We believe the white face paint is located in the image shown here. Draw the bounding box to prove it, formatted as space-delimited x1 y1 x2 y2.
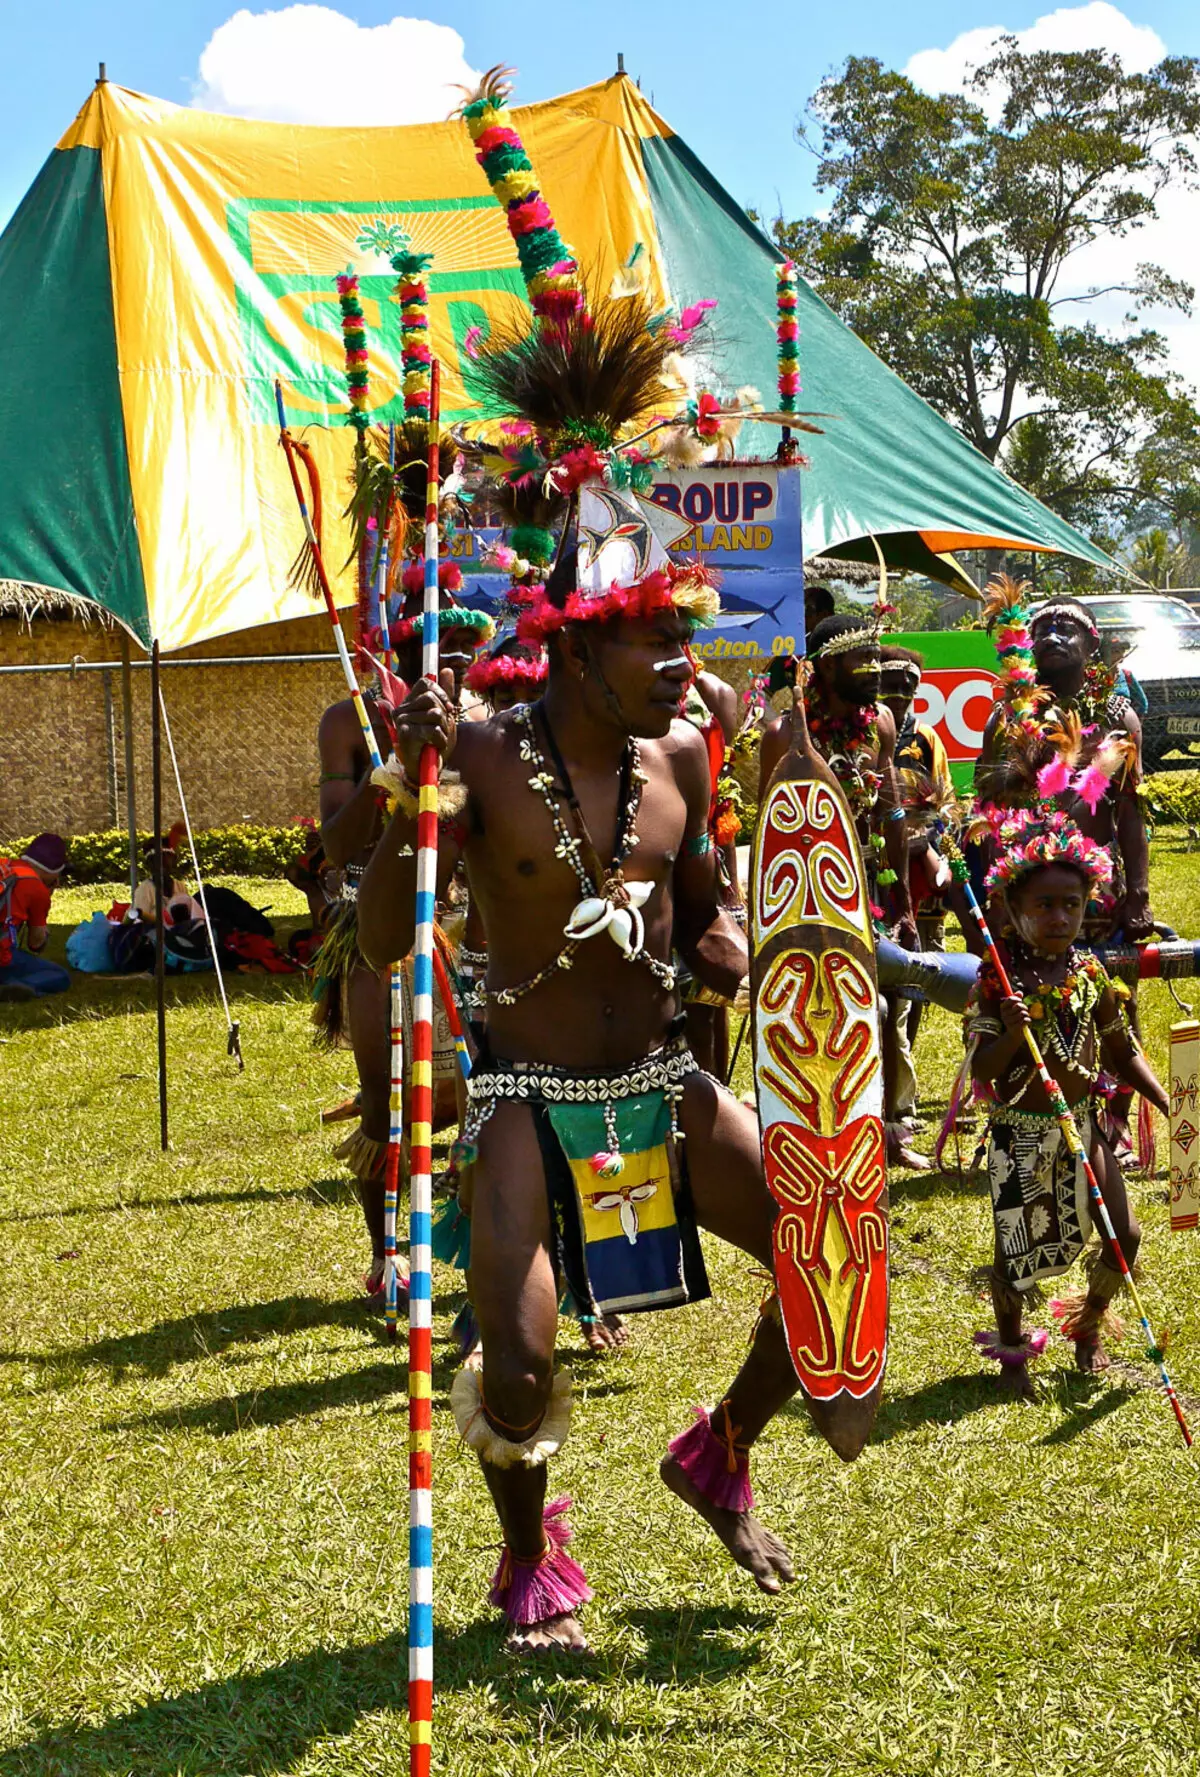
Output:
654 656 690 675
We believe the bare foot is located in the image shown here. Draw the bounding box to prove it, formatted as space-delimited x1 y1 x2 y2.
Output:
580 1314 630 1355
996 1364 1037 1401
886 1127 932 1172
659 1454 795 1595
506 1612 590 1655
1074 1337 1111 1374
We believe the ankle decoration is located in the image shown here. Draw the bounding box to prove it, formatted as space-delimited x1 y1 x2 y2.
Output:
1086 1249 1132 1302
667 1402 754 1513
332 1126 388 1182
1050 1291 1125 1344
973 1329 1049 1367
489 1496 593 1626
450 1367 571 1468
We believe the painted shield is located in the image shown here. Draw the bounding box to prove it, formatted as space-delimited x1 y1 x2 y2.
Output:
751 734 888 1460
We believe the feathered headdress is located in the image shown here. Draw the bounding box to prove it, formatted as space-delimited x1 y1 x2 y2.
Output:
985 809 1113 901
465 636 548 695
455 68 719 639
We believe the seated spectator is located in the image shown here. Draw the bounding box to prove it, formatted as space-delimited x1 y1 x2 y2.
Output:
0 834 71 1001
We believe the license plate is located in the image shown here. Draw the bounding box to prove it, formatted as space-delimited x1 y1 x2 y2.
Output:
1167 716 1200 736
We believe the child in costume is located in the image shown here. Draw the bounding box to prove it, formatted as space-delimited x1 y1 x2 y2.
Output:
969 812 1168 1391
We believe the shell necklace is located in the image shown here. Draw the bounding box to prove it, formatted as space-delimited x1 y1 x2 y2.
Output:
488 703 675 1006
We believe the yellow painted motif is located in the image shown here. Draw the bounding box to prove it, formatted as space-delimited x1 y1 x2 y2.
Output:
567 1144 675 1244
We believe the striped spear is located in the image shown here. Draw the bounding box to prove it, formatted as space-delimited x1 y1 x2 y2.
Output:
941 833 1192 1448
407 358 441 1777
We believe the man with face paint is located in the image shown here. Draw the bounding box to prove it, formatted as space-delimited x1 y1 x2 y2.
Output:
314 586 491 1296
977 594 1152 1159
359 505 815 1657
758 614 917 948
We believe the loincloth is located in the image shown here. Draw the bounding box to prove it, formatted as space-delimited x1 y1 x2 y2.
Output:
988 1106 1094 1291
463 1031 711 1317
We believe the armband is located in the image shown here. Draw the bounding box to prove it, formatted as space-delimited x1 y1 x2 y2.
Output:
686 831 712 856
371 756 469 823
886 805 907 823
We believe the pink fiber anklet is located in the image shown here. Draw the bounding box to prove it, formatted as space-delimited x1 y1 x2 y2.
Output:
667 1405 754 1512
489 1496 593 1626
973 1329 1049 1367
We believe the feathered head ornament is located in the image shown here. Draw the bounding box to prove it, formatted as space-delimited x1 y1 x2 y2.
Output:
456 69 719 638
985 809 1113 902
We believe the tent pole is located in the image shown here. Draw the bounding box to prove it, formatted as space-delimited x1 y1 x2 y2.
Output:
120 632 138 901
151 640 168 1152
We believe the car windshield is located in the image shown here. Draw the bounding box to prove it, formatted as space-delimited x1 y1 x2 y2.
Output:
1085 596 1197 628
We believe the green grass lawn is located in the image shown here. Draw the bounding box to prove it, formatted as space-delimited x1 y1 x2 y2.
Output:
2 850 1200 1776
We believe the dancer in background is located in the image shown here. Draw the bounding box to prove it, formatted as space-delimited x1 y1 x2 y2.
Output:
314 588 490 1294
969 814 1167 1394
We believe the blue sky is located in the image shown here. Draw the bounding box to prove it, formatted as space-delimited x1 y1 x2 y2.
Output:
2 0 1196 228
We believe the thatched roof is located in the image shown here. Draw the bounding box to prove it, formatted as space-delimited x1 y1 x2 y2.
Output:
803 556 882 588
0 581 114 628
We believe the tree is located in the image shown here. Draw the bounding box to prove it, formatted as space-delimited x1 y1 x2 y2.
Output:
1128 527 1188 588
781 42 1200 538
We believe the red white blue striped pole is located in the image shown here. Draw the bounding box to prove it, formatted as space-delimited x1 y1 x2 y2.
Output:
408 358 440 1777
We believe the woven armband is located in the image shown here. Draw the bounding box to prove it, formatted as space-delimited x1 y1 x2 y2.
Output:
371 756 469 822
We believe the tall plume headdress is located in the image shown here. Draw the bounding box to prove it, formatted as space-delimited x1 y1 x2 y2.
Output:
454 67 720 641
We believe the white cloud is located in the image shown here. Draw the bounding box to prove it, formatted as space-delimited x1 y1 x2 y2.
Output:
906 2 1164 112
193 6 479 125
905 4 1199 397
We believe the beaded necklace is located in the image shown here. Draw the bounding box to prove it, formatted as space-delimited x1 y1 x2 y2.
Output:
804 687 882 816
983 947 1110 1104
487 702 676 1007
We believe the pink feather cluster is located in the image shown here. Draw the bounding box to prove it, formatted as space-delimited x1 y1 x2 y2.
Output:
400 558 465 596
516 562 717 642
463 649 548 693
665 298 717 347
550 443 608 493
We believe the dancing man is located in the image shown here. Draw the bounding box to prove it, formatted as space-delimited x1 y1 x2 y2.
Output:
359 521 822 1653
314 590 489 1293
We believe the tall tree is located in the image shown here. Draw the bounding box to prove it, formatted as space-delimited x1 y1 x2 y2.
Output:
782 42 1200 531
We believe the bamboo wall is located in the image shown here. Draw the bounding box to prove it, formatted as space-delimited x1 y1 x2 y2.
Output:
0 613 344 848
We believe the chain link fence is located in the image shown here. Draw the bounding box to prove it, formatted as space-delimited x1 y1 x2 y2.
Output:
0 647 345 850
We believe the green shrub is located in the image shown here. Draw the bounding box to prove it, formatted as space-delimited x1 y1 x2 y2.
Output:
6 823 314 884
1142 771 1200 828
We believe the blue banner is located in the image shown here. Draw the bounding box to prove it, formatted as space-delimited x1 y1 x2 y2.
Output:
449 464 805 662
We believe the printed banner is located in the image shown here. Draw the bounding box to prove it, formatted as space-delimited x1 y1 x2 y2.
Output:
648 465 805 662
896 629 999 793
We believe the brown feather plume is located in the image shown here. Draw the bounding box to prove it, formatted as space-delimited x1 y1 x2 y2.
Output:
464 288 687 450
286 436 325 600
